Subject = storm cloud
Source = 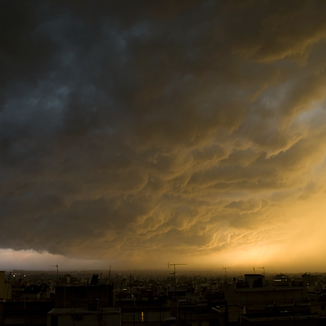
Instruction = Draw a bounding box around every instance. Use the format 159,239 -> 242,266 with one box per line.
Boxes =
2,0 -> 326,270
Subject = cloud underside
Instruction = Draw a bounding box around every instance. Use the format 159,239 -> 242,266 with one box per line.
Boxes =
1,0 -> 326,267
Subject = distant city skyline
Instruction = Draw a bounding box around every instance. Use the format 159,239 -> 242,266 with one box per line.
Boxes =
2,1 -> 326,272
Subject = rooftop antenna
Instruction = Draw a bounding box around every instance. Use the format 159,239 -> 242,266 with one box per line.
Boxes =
223,267 -> 230,282
50,265 -> 59,279
168,262 -> 187,293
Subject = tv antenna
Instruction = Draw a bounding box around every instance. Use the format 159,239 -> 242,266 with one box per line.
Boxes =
50,264 -> 59,279
108,265 -> 111,285
223,267 -> 231,281
168,262 -> 187,293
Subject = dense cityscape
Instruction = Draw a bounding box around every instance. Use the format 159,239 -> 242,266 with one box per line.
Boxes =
1,267 -> 326,325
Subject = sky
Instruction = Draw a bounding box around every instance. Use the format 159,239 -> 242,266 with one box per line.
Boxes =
2,0 -> 326,273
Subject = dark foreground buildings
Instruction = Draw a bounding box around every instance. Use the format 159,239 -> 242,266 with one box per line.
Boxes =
1,270 -> 326,325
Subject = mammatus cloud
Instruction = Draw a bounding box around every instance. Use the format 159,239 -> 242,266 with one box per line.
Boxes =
1,0 -> 326,270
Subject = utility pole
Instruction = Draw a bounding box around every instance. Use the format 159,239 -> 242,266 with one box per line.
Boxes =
168,262 -> 187,294
50,265 -> 59,279
223,267 -> 231,282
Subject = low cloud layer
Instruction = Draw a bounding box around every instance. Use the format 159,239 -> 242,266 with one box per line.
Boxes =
2,0 -> 326,270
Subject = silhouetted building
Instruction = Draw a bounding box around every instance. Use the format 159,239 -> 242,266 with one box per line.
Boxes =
55,285 -> 114,309
0,271 -> 12,300
0,300 -> 54,326
47,307 -> 121,326
216,274 -> 316,325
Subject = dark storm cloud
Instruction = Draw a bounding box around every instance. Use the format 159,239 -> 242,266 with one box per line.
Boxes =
2,0 -> 326,265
